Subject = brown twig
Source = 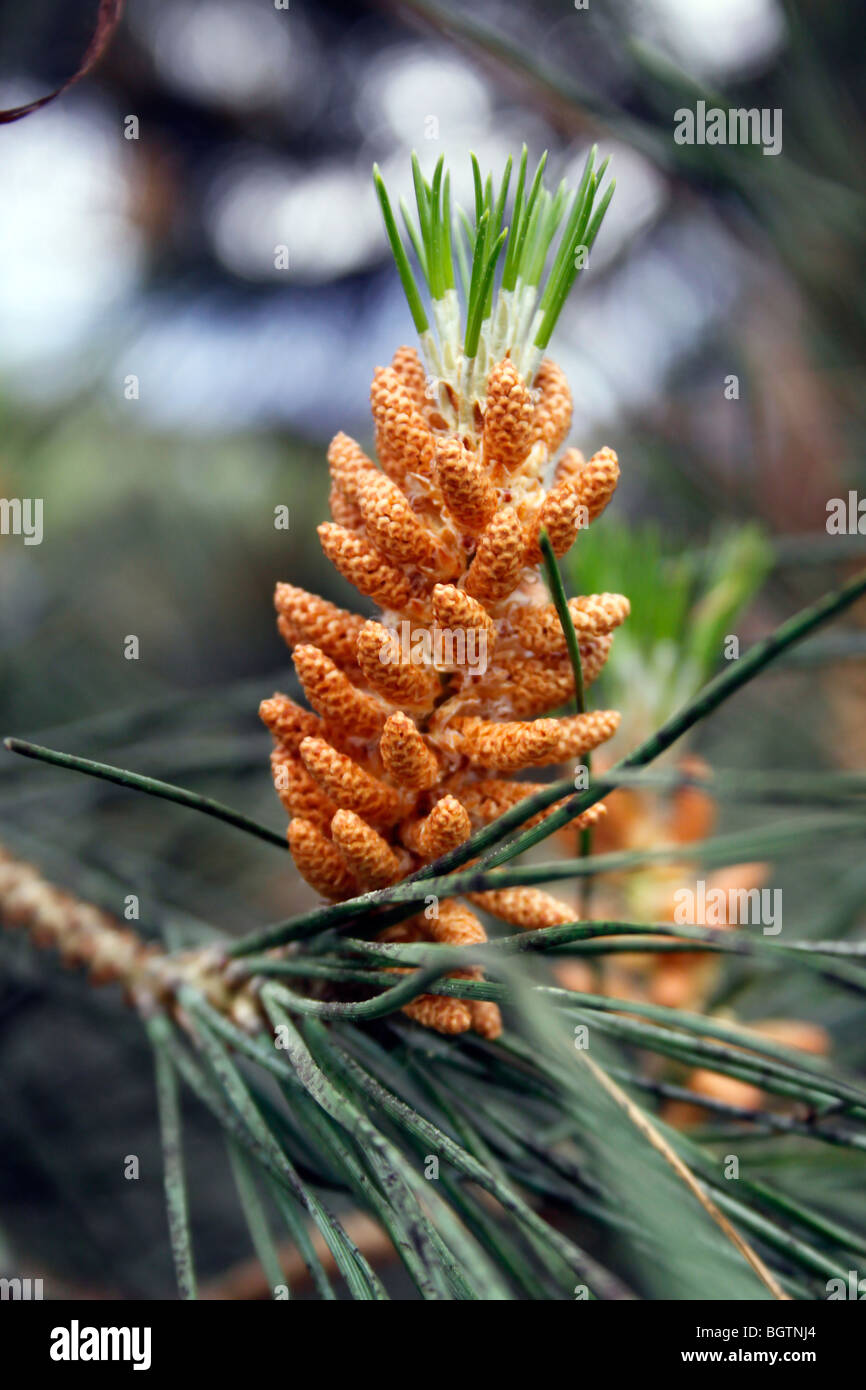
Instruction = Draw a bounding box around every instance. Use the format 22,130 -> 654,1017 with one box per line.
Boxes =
0,1 -> 125,124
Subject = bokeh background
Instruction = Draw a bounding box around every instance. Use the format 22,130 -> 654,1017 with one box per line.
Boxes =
1,0 -> 864,1297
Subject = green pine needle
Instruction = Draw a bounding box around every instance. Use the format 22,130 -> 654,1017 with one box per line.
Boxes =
373,165 -> 429,334
373,146 -> 613,385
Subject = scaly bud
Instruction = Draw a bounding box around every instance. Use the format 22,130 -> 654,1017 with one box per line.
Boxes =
465,506 -> 527,606
525,479 -> 584,563
259,693 -> 320,751
532,358 -> 572,454
357,621 -> 440,711
571,447 -> 620,522
330,809 -> 403,889
390,345 -> 429,414
404,794 -> 471,859
469,887 -> 578,930
379,712 -> 441,790
317,523 -> 415,612
434,437 -> 496,534
328,432 -> 378,505
293,644 -> 386,737
274,583 -> 365,668
371,366 -> 436,481
287,818 -> 358,900
299,736 -> 397,825
431,583 -> 496,654
355,470 -> 456,577
483,359 -> 535,472
270,749 -> 338,833
509,593 -> 630,654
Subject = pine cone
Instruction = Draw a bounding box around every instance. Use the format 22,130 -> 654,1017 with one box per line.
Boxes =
262,348 -> 628,1036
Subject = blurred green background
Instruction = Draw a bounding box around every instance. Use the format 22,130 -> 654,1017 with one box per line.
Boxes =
0,0 -> 864,1297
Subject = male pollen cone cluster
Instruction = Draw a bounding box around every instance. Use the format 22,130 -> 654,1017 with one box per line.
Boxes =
260,349 -> 629,1038
556,758 -> 831,1122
